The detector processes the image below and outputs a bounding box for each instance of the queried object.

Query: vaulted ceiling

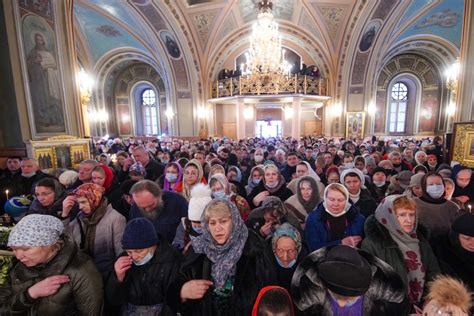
[73,0,464,97]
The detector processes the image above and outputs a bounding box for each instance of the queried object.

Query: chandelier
[240,0,292,78]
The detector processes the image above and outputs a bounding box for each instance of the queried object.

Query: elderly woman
[27,177,66,217]
[173,199,276,315]
[0,214,103,315]
[245,166,264,196]
[161,162,183,192]
[271,223,307,292]
[58,170,79,190]
[304,183,365,252]
[340,168,377,218]
[404,173,424,198]
[209,173,251,221]
[284,176,321,228]
[64,183,126,279]
[451,165,474,207]
[175,159,207,201]
[415,151,428,166]
[414,172,459,239]
[247,164,292,209]
[361,195,440,309]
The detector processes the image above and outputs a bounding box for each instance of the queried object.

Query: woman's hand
[61,196,76,218]
[180,280,213,302]
[259,222,273,238]
[27,275,70,299]
[341,236,362,247]
[253,191,269,206]
[114,256,133,283]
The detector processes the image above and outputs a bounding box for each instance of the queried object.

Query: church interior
[0,0,473,156]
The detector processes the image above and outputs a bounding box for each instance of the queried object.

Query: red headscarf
[97,164,114,191]
[251,286,295,316]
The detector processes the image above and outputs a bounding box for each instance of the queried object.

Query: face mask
[165,173,177,182]
[22,172,36,178]
[373,180,386,187]
[252,178,261,185]
[266,181,279,189]
[275,256,297,269]
[231,176,238,182]
[192,226,203,235]
[254,155,264,163]
[344,162,354,168]
[426,184,445,199]
[161,159,169,165]
[133,251,154,266]
[311,153,318,159]
[212,190,226,199]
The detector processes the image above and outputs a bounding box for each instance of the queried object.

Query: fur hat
[318,245,373,297]
[188,183,212,221]
[423,275,472,315]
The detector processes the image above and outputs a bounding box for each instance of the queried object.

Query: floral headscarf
[72,183,105,210]
[271,222,302,255]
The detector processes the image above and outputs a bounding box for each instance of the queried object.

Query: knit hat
[396,170,413,189]
[408,173,424,188]
[318,245,373,297]
[72,183,105,209]
[451,213,474,237]
[371,166,388,178]
[4,196,32,217]
[8,214,64,247]
[121,218,158,249]
[188,183,212,221]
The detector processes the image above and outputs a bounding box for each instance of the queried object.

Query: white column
[236,100,246,139]
[291,98,301,138]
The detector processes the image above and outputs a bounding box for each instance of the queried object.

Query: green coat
[361,215,440,291]
[0,235,103,316]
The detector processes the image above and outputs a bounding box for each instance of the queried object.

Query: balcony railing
[211,74,327,98]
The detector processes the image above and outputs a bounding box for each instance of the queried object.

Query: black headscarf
[420,171,446,204]
[296,176,321,213]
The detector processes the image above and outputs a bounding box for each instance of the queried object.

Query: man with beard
[129,180,188,243]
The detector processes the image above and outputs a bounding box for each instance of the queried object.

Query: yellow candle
[5,190,9,200]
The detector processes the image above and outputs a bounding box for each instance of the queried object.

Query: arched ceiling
[73,0,465,96]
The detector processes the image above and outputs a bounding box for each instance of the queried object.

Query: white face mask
[133,251,154,266]
[254,155,264,163]
[373,180,386,187]
[426,184,445,199]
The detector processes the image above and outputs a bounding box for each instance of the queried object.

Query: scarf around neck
[192,198,249,288]
[296,176,321,213]
[78,198,108,255]
[375,195,424,303]
[264,174,286,194]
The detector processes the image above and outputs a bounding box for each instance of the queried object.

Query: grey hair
[80,159,98,167]
[130,179,162,197]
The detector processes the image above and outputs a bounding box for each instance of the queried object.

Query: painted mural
[359,20,382,52]
[398,0,464,48]
[19,2,66,135]
[419,93,438,133]
[239,0,293,23]
[160,31,182,59]
[73,4,148,63]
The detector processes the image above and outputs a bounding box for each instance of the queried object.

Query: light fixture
[239,0,292,92]
[367,102,376,114]
[331,103,342,117]
[165,108,175,119]
[197,105,208,119]
[446,102,456,116]
[77,69,94,104]
[445,58,460,95]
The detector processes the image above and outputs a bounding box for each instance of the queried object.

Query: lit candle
[469,205,472,213]
[5,190,9,200]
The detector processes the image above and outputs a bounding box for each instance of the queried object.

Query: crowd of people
[0,135,473,315]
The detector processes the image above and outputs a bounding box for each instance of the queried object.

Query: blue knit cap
[121,218,158,249]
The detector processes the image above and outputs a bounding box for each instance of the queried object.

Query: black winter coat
[354,188,378,218]
[291,246,407,316]
[169,231,277,316]
[247,181,293,209]
[106,239,182,315]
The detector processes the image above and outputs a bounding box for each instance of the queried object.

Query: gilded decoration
[451,122,474,168]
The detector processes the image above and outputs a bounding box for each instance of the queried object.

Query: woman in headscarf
[404,172,424,198]
[0,214,103,315]
[227,165,247,198]
[451,165,474,208]
[175,159,207,201]
[27,177,66,217]
[287,161,324,197]
[325,166,340,185]
[67,183,126,279]
[91,164,115,200]
[160,161,183,192]
[340,168,377,218]
[304,183,365,252]
[361,195,440,310]
[251,286,295,316]
[245,166,264,196]
[247,164,293,209]
[415,151,428,166]
[270,223,307,292]
[443,178,456,201]
[284,176,321,228]
[414,172,459,239]
[209,173,251,221]
[171,199,276,315]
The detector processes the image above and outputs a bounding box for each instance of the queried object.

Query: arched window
[141,89,158,135]
[389,82,408,133]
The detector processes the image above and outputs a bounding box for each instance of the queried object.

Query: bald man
[10,158,49,196]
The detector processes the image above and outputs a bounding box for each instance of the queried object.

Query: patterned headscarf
[375,195,424,303]
[73,183,105,210]
[8,214,64,247]
[129,162,146,176]
[272,222,302,255]
[192,198,249,288]
[163,162,183,192]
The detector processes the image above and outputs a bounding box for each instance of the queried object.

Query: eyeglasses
[275,248,297,257]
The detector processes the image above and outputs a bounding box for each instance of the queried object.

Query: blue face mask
[275,256,297,269]
[133,251,154,266]
[192,226,203,235]
[426,184,445,199]
[212,190,226,199]
[252,179,261,185]
[162,159,169,165]
[165,173,177,183]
